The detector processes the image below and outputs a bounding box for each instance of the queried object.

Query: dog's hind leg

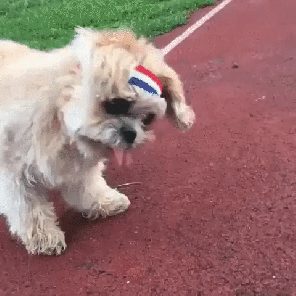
[0,170,66,255]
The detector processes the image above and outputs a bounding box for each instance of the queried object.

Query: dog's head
[60,27,194,155]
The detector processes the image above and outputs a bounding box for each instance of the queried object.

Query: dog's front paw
[174,103,195,130]
[25,228,66,256]
[102,192,131,217]
[82,192,131,219]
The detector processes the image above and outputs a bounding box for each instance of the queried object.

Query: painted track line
[162,0,233,56]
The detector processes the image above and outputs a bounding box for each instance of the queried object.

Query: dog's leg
[0,170,66,255]
[62,161,130,219]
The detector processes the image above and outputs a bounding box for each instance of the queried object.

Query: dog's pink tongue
[113,150,133,166]
[126,152,133,166]
[114,150,124,166]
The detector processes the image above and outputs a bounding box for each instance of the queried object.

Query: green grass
[0,0,216,50]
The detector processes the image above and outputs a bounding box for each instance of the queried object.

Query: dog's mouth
[78,135,134,166]
[112,149,133,166]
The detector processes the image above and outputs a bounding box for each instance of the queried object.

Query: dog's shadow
[58,208,117,246]
[49,190,101,246]
[58,207,127,246]
[58,209,89,245]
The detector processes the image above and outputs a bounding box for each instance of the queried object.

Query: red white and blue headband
[129,65,162,97]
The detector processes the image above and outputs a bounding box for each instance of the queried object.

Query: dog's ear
[60,91,88,135]
[142,46,195,131]
[31,81,71,165]
[32,102,66,166]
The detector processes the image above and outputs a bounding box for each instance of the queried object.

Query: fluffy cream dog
[0,27,195,255]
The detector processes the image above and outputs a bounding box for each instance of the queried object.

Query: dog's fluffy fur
[0,27,195,255]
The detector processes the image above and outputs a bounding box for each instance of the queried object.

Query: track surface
[1,0,296,295]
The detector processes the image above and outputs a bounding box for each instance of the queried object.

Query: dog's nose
[120,127,137,144]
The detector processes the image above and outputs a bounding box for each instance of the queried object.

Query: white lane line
[162,0,233,56]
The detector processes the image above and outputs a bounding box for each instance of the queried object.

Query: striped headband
[128,65,162,97]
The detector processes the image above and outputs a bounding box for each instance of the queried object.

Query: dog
[0,27,195,255]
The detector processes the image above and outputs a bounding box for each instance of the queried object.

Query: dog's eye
[103,98,132,115]
[142,113,156,125]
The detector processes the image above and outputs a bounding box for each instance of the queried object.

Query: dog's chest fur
[1,119,107,189]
